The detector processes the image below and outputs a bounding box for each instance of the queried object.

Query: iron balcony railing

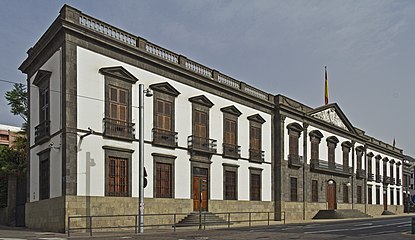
[222,143,241,159]
[368,173,375,181]
[375,174,382,183]
[390,177,396,185]
[103,118,135,140]
[356,169,366,179]
[152,128,178,148]
[288,154,302,168]
[249,149,264,163]
[310,159,353,176]
[187,135,217,154]
[383,176,391,185]
[397,179,402,186]
[35,120,50,143]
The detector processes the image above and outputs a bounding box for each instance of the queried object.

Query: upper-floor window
[375,155,381,177]
[287,123,303,165]
[100,67,138,140]
[355,146,364,170]
[150,82,180,148]
[342,141,352,169]
[188,95,216,154]
[367,152,374,175]
[247,114,266,163]
[221,106,242,159]
[326,136,339,167]
[309,130,323,160]
[33,70,52,144]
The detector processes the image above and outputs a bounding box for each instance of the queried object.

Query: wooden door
[327,181,337,210]
[192,168,208,212]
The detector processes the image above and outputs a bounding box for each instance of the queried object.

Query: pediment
[150,82,180,97]
[99,66,138,83]
[33,70,52,86]
[308,103,356,134]
[247,114,266,124]
[220,105,242,116]
[188,95,214,108]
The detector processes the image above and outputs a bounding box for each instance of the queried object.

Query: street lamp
[138,84,152,233]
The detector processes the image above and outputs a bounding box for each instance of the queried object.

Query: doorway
[192,167,208,212]
[327,180,337,210]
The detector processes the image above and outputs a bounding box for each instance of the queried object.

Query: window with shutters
[104,147,132,197]
[101,66,137,140]
[397,190,400,205]
[290,177,298,201]
[224,171,237,200]
[311,180,318,202]
[343,184,349,203]
[153,153,176,198]
[150,82,180,148]
[326,137,339,169]
[221,106,242,159]
[390,188,394,205]
[107,156,129,197]
[155,162,172,198]
[342,142,351,172]
[250,171,261,201]
[287,123,302,167]
[376,187,380,204]
[357,186,362,204]
[247,114,265,163]
[33,70,51,144]
[38,150,50,200]
[368,186,372,204]
[309,130,323,161]
[188,95,216,155]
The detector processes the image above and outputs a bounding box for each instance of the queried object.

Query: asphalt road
[0,215,414,239]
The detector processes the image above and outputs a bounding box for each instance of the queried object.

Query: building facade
[0,124,21,147]
[19,5,405,232]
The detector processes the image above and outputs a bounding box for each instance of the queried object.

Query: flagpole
[325,66,329,105]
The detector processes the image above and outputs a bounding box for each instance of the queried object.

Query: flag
[393,138,396,147]
[325,66,329,105]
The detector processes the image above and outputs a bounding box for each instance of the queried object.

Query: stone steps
[175,212,229,227]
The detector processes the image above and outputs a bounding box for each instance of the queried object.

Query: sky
[0,0,414,156]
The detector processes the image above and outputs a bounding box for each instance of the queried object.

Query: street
[0,215,414,239]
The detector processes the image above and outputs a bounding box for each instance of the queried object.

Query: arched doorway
[327,180,337,210]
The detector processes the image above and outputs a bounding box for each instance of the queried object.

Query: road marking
[38,238,66,240]
[304,221,403,234]
[0,238,27,240]
[353,222,373,227]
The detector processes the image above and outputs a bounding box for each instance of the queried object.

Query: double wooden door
[193,167,208,211]
[327,181,337,210]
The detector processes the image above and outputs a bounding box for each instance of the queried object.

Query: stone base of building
[25,196,65,232]
[367,204,404,216]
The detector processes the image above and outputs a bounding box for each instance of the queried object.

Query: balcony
[103,118,135,140]
[375,174,382,183]
[152,128,178,148]
[367,173,374,181]
[356,169,366,179]
[222,143,241,159]
[397,179,402,186]
[390,177,396,185]
[35,120,50,143]
[187,135,217,154]
[310,159,353,176]
[249,149,264,163]
[383,176,391,185]
[288,154,302,168]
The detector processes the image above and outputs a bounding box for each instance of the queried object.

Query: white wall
[76,47,272,201]
[29,49,62,202]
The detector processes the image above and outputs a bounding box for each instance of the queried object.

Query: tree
[0,83,28,176]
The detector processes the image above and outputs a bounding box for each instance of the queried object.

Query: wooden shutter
[290,177,297,201]
[225,171,236,200]
[312,180,318,202]
[107,156,128,197]
[156,162,172,198]
[195,111,207,138]
[109,86,128,121]
[156,99,172,131]
[250,173,261,201]
[250,126,261,150]
[224,119,236,145]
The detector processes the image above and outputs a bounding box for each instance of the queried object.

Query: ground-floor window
[343,184,349,203]
[397,190,400,205]
[155,162,172,198]
[39,149,50,200]
[290,177,298,201]
[104,147,132,197]
[357,186,362,204]
[368,186,372,204]
[390,188,394,205]
[224,170,237,200]
[311,180,318,202]
[376,187,380,204]
[250,168,262,201]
